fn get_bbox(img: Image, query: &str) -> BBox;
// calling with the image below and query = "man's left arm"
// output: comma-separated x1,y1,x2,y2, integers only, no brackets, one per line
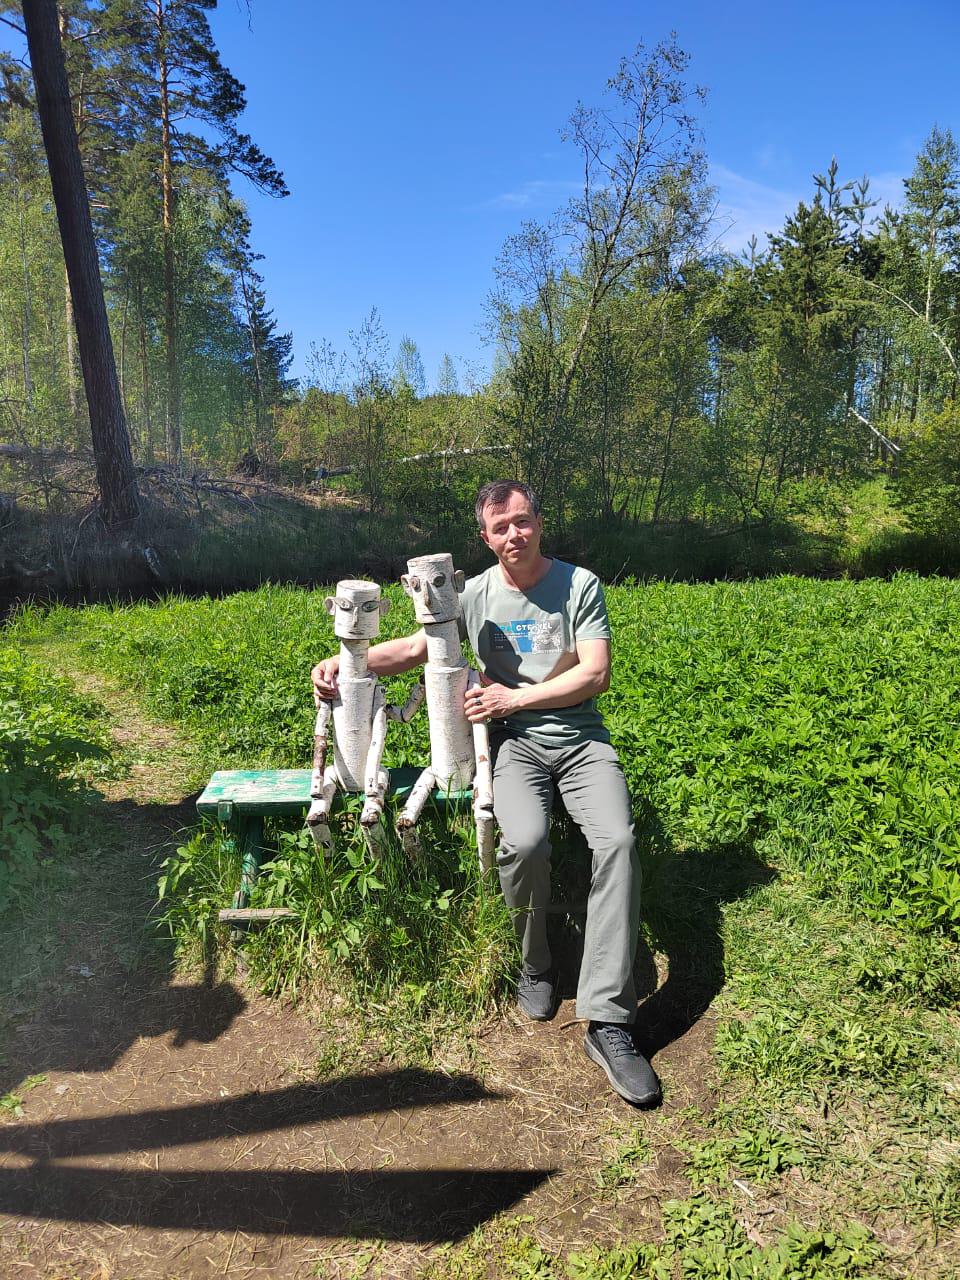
464,637,610,722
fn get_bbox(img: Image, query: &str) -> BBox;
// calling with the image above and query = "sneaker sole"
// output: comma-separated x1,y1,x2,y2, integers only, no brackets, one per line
583,1033,661,1106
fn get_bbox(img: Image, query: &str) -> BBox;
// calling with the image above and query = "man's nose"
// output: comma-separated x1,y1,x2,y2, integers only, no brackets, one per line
423,582,435,608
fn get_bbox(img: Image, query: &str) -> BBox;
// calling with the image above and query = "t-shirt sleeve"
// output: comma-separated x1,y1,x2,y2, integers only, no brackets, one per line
574,572,611,641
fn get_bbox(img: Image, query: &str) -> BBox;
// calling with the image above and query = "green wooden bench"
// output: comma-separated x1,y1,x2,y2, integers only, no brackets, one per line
196,767,473,927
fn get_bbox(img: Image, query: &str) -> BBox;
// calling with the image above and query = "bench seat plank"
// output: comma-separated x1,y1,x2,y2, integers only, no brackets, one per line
196,767,474,817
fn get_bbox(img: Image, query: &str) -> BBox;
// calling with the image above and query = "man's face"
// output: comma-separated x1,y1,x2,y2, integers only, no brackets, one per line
478,491,543,568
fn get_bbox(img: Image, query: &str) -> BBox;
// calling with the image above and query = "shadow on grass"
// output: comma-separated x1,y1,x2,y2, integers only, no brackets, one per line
550,809,776,1062
0,789,224,1098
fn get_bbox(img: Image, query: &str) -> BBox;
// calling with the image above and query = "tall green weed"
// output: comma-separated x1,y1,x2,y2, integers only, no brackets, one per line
0,645,109,907
10,574,960,939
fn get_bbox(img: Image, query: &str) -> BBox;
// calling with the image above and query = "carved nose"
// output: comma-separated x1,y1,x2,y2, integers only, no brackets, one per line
423,583,435,608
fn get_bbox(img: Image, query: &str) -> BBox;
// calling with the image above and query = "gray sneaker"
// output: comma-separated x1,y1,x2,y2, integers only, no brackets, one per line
517,968,559,1021
584,1022,661,1106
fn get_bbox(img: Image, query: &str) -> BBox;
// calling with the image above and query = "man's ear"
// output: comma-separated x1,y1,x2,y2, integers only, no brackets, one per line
323,595,337,615
379,597,391,615
400,574,412,596
454,570,465,592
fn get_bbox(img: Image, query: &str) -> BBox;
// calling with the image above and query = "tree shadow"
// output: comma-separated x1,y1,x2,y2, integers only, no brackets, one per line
0,1165,553,1241
0,790,236,1098
549,805,776,1060
0,1067,551,1242
0,1068,504,1160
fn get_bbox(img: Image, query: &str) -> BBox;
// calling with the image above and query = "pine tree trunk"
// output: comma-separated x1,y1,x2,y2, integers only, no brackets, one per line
22,0,140,526
156,0,182,471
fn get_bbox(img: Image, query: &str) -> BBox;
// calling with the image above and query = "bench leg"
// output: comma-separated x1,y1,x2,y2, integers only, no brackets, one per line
232,816,265,910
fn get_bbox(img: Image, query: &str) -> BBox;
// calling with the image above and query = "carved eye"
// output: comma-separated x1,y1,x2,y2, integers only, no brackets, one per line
337,600,353,611
410,576,421,591
433,573,446,587
361,600,378,612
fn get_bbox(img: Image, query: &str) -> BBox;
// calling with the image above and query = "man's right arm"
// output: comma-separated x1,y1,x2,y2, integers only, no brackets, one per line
311,631,428,703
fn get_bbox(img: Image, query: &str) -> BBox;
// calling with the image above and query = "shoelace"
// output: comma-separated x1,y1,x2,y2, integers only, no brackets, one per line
596,1024,637,1058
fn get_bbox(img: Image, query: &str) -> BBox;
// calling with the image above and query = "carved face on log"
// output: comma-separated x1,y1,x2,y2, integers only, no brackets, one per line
401,553,465,624
324,579,390,639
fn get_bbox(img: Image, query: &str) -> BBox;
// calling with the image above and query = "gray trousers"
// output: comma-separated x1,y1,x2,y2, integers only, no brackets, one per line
492,734,641,1024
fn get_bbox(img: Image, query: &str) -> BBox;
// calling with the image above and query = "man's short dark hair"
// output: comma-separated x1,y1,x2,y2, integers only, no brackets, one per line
475,479,541,529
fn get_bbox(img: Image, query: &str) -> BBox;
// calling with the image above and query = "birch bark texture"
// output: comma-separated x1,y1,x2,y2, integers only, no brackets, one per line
397,553,495,869
307,579,392,852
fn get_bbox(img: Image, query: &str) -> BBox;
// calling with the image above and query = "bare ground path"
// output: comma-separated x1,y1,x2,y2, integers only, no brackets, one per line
0,649,719,1279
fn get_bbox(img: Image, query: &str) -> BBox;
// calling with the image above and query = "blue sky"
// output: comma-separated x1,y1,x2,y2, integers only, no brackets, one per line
207,0,958,389
10,1,960,390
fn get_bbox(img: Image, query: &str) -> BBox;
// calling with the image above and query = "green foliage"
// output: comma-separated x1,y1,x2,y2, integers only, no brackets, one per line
661,1197,880,1279
682,1126,805,1188
420,1204,880,1280
896,401,960,538
157,813,515,1047
0,645,108,909
596,1129,653,1189
0,1074,48,1119
12,571,960,948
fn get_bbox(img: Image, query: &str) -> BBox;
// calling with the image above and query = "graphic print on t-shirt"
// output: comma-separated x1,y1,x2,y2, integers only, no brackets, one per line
490,616,564,655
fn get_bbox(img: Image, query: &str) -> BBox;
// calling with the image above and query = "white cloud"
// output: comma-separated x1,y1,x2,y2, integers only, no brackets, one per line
710,164,907,256
481,178,580,211
710,164,801,254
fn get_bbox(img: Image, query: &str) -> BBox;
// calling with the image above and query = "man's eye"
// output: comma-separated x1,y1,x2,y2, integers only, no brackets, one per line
362,600,378,612
410,576,421,590
337,601,352,611
433,574,446,587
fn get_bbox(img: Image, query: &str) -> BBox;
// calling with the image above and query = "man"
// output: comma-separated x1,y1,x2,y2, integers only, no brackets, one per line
311,480,660,1107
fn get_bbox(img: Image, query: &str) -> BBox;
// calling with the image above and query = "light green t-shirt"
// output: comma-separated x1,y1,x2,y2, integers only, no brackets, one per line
460,558,611,746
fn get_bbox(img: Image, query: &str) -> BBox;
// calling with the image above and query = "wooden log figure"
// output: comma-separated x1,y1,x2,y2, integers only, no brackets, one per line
307,579,423,853
396,553,495,870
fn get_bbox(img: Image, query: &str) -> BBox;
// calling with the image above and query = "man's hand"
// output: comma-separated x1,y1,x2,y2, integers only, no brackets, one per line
311,657,340,706
465,676,518,723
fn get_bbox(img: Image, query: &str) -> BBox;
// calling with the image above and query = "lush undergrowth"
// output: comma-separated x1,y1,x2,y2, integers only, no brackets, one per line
0,644,110,908
11,573,960,933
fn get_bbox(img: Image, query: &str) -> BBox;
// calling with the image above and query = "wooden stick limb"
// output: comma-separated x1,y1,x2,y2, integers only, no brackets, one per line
387,680,426,723
397,766,435,830
306,765,337,853
310,700,333,796
363,686,388,797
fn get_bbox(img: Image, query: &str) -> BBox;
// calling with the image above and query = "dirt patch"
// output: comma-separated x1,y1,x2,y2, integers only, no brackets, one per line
0,654,718,1278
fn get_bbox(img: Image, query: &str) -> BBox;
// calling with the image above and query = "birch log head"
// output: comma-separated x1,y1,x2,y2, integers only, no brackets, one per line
325,579,387,640
401,553,463,624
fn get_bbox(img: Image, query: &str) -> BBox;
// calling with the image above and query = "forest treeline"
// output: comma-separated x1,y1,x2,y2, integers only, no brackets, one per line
1,19,959,568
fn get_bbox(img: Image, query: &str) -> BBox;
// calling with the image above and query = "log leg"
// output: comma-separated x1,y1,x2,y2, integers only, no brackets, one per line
306,764,337,854
397,766,435,857
361,768,389,856
470,678,496,873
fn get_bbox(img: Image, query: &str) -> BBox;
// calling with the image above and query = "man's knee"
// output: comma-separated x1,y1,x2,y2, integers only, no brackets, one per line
589,823,637,877
497,825,551,873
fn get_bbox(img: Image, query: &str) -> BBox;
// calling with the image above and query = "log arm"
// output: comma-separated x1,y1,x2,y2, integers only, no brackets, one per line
387,680,426,723
306,764,337,854
310,699,333,798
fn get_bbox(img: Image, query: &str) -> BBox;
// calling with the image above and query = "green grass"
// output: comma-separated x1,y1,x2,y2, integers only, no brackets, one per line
0,643,113,909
